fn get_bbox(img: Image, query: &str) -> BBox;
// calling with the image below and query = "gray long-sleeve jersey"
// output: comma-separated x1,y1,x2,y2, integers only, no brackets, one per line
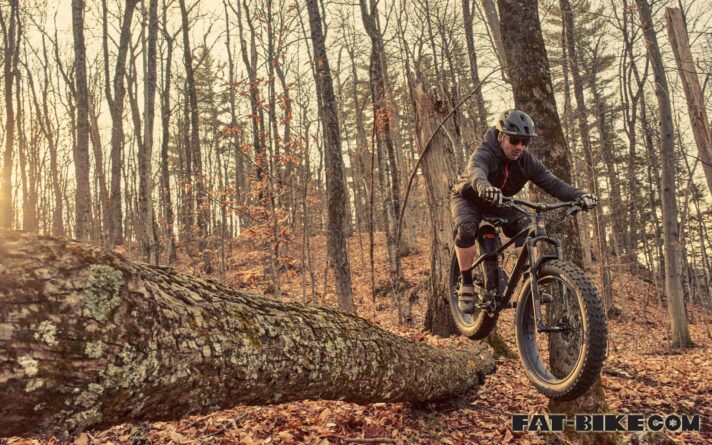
454,126,582,202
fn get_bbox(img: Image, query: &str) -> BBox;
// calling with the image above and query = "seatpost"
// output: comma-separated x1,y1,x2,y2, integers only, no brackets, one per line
535,210,546,237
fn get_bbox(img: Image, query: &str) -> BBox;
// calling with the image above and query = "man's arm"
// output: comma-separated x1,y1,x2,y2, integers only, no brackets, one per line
467,148,494,195
526,153,583,201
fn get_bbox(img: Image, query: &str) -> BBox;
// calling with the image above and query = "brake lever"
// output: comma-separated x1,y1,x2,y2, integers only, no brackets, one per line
566,205,582,217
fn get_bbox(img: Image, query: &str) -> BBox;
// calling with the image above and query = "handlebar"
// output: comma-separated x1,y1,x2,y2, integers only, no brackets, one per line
501,196,581,213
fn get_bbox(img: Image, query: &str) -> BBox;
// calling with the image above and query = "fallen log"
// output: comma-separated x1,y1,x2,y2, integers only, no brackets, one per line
0,230,495,437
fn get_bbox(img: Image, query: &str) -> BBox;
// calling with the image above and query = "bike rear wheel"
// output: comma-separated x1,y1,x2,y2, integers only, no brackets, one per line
449,251,499,339
515,259,607,400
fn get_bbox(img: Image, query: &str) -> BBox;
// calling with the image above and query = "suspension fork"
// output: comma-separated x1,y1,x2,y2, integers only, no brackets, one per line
526,213,564,333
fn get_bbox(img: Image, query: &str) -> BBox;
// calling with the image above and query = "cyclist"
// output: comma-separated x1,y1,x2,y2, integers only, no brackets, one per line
451,109,597,314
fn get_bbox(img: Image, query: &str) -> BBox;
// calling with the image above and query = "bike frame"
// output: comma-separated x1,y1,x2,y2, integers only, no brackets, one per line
469,200,574,333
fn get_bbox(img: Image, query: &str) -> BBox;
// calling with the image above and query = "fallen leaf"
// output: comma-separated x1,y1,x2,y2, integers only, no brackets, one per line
169,431,188,444
319,408,331,421
503,429,514,443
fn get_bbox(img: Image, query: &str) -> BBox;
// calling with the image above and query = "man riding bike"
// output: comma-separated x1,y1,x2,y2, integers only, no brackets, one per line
450,109,597,314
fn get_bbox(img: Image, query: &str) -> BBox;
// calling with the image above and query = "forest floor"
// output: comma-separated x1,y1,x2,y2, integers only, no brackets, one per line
7,232,711,445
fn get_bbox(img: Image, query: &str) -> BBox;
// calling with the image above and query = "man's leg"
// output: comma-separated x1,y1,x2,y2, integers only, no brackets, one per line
455,238,477,272
454,223,478,314
451,193,481,314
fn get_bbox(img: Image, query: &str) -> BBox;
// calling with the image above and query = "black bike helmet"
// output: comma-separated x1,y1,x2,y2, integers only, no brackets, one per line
496,109,537,137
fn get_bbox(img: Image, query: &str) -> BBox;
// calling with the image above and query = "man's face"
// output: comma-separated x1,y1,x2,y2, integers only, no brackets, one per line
500,134,531,160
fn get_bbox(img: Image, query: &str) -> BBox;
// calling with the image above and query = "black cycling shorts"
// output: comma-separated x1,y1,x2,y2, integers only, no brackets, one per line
450,190,531,246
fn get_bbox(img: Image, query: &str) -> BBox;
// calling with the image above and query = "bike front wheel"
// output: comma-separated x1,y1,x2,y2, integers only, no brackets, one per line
515,259,607,400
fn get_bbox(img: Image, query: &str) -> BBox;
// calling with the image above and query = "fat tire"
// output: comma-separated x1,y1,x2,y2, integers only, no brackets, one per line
449,251,499,339
515,259,607,400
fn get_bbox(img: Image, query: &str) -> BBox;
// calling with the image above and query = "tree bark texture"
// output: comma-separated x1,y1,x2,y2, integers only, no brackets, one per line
107,0,139,246
665,7,712,194
410,82,459,337
360,0,404,321
71,0,92,242
0,230,494,437
498,0,582,266
139,0,159,265
159,5,177,263
635,0,692,348
0,0,20,228
497,3,615,443
178,0,207,239
306,0,355,313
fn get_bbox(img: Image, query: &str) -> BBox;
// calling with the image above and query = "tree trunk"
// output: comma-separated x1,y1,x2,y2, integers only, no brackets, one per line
305,0,355,313
0,0,20,228
360,0,405,322
620,2,647,274
665,7,712,194
463,0,489,138
106,0,138,246
560,19,593,271
71,0,92,242
410,81,459,337
140,0,159,265
233,0,266,193
178,0,207,240
0,229,494,437
635,0,692,348
26,48,64,237
40,35,65,237
560,0,614,312
498,1,615,443
480,0,508,83
89,96,111,247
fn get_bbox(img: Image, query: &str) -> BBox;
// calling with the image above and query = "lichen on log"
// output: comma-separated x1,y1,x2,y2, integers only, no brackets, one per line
0,230,494,437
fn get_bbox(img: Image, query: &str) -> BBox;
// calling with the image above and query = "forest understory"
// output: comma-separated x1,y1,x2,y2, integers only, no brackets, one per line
4,231,709,445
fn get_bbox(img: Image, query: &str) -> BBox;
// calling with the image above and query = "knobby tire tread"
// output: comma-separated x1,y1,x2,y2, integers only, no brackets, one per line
517,259,607,400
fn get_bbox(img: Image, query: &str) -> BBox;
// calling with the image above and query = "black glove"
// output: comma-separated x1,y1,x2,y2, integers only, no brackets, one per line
481,185,503,206
577,193,598,210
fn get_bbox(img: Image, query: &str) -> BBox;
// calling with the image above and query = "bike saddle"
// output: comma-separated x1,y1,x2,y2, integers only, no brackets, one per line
482,215,508,226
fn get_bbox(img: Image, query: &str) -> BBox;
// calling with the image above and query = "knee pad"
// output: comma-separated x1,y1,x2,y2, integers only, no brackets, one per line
455,222,477,248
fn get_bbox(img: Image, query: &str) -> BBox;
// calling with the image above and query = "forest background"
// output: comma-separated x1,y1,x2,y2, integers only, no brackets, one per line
1,0,711,443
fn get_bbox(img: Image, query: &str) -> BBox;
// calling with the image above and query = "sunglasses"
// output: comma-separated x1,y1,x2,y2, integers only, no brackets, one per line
508,135,531,146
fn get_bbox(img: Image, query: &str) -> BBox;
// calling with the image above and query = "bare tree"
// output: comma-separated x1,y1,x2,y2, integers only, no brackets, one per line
159,0,178,263
104,0,139,246
635,0,692,348
359,0,406,322
0,0,21,228
560,0,614,312
138,0,159,264
305,0,355,313
479,0,508,82
498,1,616,443
462,0,489,137
71,0,92,241
178,0,208,240
665,7,712,194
